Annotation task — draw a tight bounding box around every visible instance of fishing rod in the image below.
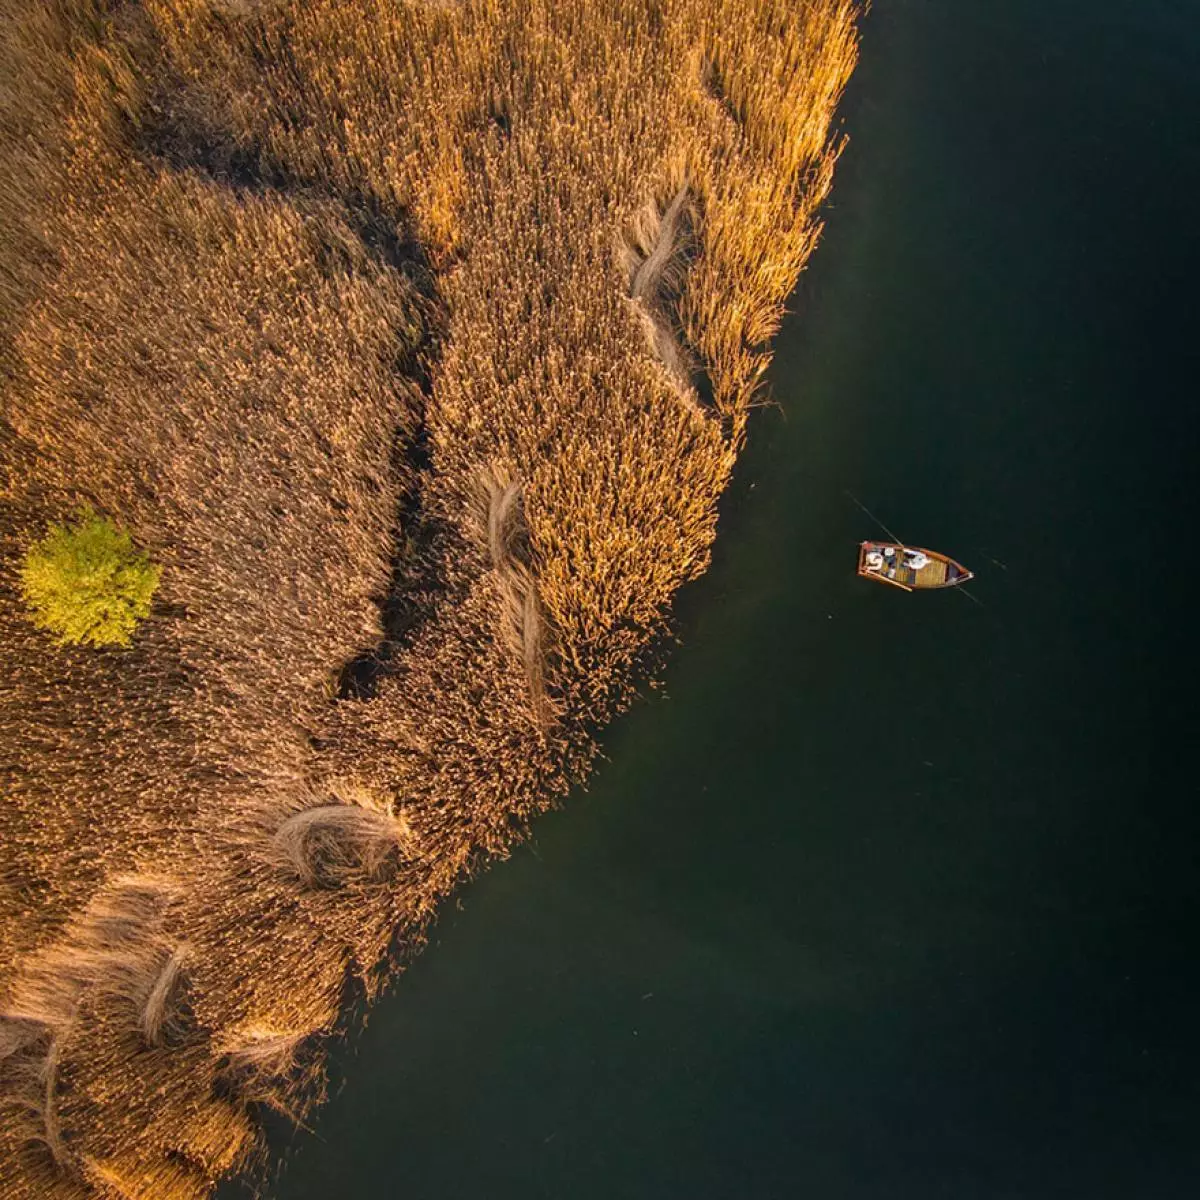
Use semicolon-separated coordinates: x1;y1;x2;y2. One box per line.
844;488;984;605
843;489;908;550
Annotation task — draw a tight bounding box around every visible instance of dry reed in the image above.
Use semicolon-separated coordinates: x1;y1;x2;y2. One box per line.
140;945;189;1047
475;466;556;726
274;804;412;889
0;0;859;1194
620;181;703;409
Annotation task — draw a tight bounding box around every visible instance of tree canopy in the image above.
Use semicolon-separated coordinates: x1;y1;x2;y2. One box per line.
20;510;160;648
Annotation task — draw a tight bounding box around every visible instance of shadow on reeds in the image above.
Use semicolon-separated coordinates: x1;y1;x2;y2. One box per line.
121;62;455;711
129;89;436;290
699;53;743;129
334;410;456;703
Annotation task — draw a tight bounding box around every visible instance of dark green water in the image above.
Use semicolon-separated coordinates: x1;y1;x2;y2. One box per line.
232;3;1198;1195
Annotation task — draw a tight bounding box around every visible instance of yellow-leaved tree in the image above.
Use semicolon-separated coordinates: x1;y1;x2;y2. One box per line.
19;509;160;648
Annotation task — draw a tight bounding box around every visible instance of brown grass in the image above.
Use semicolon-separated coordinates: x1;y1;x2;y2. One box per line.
0;0;859;1194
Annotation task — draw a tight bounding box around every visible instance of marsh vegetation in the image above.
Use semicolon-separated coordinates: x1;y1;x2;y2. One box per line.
0;0;858;1194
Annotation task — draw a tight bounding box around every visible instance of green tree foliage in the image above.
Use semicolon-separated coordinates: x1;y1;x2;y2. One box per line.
19;509;160;648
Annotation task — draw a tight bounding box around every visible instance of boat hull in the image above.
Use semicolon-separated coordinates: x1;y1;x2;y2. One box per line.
857;541;973;591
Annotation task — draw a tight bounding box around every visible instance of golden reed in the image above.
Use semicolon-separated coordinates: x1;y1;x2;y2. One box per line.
0;0;858;1193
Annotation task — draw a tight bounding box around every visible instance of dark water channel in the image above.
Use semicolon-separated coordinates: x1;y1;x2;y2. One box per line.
228;2;1198;1195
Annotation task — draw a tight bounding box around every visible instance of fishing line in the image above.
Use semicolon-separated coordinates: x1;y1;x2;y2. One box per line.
845;488;983;604
843;489;907;549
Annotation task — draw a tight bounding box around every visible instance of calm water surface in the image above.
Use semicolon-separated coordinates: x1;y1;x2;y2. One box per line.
230;2;1197;1195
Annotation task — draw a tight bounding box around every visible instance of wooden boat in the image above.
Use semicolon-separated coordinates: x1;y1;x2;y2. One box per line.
857;541;973;591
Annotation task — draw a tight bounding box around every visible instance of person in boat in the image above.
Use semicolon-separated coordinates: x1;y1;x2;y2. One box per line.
864;549;884;572
902;548;929;571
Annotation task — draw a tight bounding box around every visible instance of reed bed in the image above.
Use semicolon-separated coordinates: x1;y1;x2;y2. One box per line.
0;0;858;1193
